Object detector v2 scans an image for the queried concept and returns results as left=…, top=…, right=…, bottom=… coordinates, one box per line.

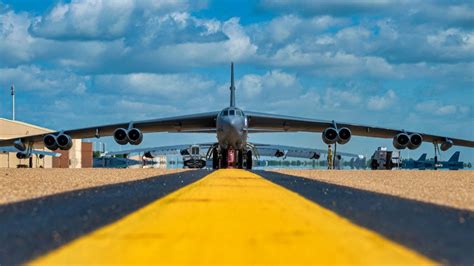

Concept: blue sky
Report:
left=0, top=0, right=473, bottom=161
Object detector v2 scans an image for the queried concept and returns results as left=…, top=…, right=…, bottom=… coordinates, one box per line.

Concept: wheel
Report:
left=212, top=148, right=219, bottom=169
left=237, top=150, right=244, bottom=169
left=220, top=149, right=228, bottom=169
left=371, top=159, right=378, bottom=170
left=246, top=150, right=253, bottom=170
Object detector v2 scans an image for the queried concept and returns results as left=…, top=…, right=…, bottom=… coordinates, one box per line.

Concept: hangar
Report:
left=0, top=118, right=92, bottom=168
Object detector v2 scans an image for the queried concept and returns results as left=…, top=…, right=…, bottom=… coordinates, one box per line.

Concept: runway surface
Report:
left=1, top=169, right=472, bottom=264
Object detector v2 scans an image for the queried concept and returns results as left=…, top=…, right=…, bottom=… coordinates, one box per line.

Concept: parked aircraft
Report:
left=402, top=152, right=464, bottom=170
left=1, top=63, right=473, bottom=169
left=105, top=143, right=360, bottom=168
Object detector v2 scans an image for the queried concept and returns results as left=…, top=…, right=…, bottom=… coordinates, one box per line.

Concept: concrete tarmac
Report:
left=0, top=169, right=472, bottom=265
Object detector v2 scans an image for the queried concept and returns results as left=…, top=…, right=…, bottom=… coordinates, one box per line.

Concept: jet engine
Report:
left=274, top=150, right=285, bottom=158
left=322, top=127, right=338, bottom=144
left=407, top=133, right=423, bottom=150
left=57, top=134, right=73, bottom=150
left=43, top=134, right=59, bottom=151
left=16, top=152, right=30, bottom=159
left=127, top=128, right=143, bottom=145
left=14, top=139, right=26, bottom=152
left=392, top=133, right=410, bottom=149
left=440, top=139, right=453, bottom=151
left=337, top=127, right=351, bottom=144
left=113, top=128, right=129, bottom=145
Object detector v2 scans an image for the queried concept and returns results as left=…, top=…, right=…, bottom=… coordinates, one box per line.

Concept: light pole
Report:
left=10, top=84, right=15, bottom=121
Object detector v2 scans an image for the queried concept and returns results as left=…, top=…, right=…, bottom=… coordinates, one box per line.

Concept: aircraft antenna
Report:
left=230, top=62, right=235, bottom=107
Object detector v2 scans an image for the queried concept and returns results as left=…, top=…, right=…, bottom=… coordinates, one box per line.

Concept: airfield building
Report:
left=0, top=118, right=92, bottom=168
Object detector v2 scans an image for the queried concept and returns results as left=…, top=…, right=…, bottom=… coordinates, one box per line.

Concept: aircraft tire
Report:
left=212, top=148, right=219, bottom=169
left=246, top=150, right=252, bottom=170
left=237, top=150, right=244, bottom=169
left=221, top=149, right=228, bottom=169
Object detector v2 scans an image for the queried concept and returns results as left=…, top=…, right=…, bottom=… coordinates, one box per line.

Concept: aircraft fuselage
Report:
left=216, top=107, right=248, bottom=150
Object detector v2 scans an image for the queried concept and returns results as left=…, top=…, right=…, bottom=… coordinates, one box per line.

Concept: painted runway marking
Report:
left=31, top=170, right=433, bottom=264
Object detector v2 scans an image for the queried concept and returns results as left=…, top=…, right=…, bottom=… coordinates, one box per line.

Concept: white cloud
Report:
left=29, top=0, right=200, bottom=40
left=94, top=73, right=215, bottom=100
left=415, top=100, right=471, bottom=116
left=237, top=70, right=300, bottom=99
left=367, top=89, right=397, bottom=110
left=0, top=65, right=89, bottom=94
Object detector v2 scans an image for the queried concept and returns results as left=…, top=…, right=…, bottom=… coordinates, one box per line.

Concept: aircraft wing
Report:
left=0, top=112, right=219, bottom=148
left=254, top=144, right=359, bottom=159
left=246, top=111, right=474, bottom=147
left=0, top=147, right=61, bottom=157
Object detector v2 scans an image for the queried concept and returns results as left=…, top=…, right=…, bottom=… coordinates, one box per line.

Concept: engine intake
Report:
left=57, top=134, right=73, bottom=150
left=113, top=128, right=129, bottom=145
left=407, top=133, right=423, bottom=150
left=322, top=127, right=338, bottom=144
left=43, top=134, right=58, bottom=151
left=16, top=152, right=30, bottom=159
left=337, top=127, right=351, bottom=144
left=393, top=133, right=410, bottom=149
left=440, top=139, right=453, bottom=151
left=128, top=128, right=143, bottom=145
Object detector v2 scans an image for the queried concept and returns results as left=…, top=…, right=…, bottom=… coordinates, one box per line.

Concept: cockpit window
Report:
left=229, top=110, right=235, bottom=116
left=236, top=110, right=242, bottom=116
left=222, top=110, right=229, bottom=116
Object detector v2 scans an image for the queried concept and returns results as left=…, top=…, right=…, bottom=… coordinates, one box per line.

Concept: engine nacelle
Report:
left=274, top=150, right=285, bottom=158
left=337, top=127, right=351, bottom=144
left=113, top=128, right=129, bottom=145
left=322, top=127, right=338, bottom=144
left=310, top=152, right=320, bottom=160
left=57, top=134, right=73, bottom=150
left=440, top=139, right=453, bottom=151
left=43, top=134, right=59, bottom=151
left=16, top=152, right=30, bottom=159
left=393, top=133, right=410, bottom=149
left=14, top=139, right=26, bottom=152
left=128, top=128, right=143, bottom=145
left=407, top=133, right=423, bottom=150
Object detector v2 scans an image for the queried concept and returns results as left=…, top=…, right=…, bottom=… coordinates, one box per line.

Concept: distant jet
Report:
left=402, top=152, right=463, bottom=170
left=0, top=63, right=473, bottom=169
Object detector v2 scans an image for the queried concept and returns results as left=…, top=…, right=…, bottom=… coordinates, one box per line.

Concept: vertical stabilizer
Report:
left=230, top=62, right=235, bottom=107
left=417, top=153, right=427, bottom=161
left=448, top=151, right=460, bottom=162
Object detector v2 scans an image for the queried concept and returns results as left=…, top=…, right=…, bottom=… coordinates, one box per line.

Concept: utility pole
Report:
left=10, top=84, right=15, bottom=121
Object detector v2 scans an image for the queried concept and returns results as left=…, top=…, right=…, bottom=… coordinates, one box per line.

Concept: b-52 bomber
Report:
left=1, top=63, right=473, bottom=169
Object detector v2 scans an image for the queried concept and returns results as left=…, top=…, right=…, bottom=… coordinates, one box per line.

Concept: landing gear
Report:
left=220, top=148, right=228, bottom=169
left=212, top=148, right=219, bottom=169
left=245, top=150, right=253, bottom=170
left=237, top=150, right=244, bottom=169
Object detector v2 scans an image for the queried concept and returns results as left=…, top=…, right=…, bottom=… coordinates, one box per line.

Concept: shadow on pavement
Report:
left=257, top=170, right=474, bottom=265
left=0, top=170, right=208, bottom=265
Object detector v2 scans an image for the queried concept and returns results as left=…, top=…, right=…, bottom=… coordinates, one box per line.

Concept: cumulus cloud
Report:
left=415, top=100, right=471, bottom=116
left=367, top=89, right=397, bottom=110
left=0, top=65, right=89, bottom=94
left=29, top=0, right=204, bottom=40
left=94, top=72, right=215, bottom=100
left=237, top=70, right=301, bottom=100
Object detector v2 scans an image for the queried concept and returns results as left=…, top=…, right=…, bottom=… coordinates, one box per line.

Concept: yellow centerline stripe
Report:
left=31, top=169, right=434, bottom=264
